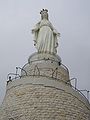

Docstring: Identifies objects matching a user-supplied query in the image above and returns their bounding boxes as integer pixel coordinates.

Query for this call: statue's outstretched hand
[32,27,39,33]
[53,29,60,37]
[33,40,37,46]
[56,33,60,37]
[32,29,36,33]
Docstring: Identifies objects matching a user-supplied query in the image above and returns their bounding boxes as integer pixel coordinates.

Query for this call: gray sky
[0,0,90,104]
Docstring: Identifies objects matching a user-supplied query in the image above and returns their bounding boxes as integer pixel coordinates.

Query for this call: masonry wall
[0,76,90,120]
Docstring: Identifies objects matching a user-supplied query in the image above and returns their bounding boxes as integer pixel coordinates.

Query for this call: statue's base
[28,52,61,64]
[21,52,70,84]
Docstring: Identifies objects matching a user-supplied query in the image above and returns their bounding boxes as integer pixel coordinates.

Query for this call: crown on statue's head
[40,9,48,14]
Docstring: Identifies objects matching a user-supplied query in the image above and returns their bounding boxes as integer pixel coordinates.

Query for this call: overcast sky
[0,0,90,104]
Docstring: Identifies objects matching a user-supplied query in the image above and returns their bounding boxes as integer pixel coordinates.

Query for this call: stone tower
[0,9,90,120]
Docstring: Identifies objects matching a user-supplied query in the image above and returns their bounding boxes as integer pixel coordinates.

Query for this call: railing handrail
[61,63,69,73]
[16,67,27,76]
[7,64,89,103]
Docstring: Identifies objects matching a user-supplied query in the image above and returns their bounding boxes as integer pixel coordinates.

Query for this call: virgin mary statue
[32,9,60,54]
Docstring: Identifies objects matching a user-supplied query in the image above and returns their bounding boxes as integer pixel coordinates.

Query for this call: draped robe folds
[32,19,59,54]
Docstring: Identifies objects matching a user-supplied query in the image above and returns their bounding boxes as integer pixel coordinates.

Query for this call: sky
[0,0,90,104]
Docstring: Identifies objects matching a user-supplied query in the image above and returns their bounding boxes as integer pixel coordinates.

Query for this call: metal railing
[79,89,90,101]
[66,78,90,102]
[16,67,27,76]
[7,65,90,102]
[66,78,77,89]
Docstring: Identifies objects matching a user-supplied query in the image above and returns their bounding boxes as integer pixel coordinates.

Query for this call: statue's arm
[32,22,40,33]
[53,29,60,37]
[32,22,40,46]
[49,21,60,36]
[51,25,60,48]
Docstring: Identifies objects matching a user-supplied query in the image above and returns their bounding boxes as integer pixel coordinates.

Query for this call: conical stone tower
[0,9,90,120]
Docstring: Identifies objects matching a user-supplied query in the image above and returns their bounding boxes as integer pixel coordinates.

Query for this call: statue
[32,9,60,54]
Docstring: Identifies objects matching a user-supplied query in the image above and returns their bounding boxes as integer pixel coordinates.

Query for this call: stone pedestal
[0,53,90,120]
[21,53,70,84]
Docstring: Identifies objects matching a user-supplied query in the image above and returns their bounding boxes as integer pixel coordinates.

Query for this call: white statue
[32,9,60,54]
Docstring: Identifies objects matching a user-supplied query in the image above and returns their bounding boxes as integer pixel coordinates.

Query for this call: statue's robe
[32,19,59,54]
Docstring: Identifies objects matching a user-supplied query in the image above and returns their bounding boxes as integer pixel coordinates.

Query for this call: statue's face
[41,12,48,19]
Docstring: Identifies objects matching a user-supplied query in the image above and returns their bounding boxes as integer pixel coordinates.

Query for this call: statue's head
[40,9,48,20]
